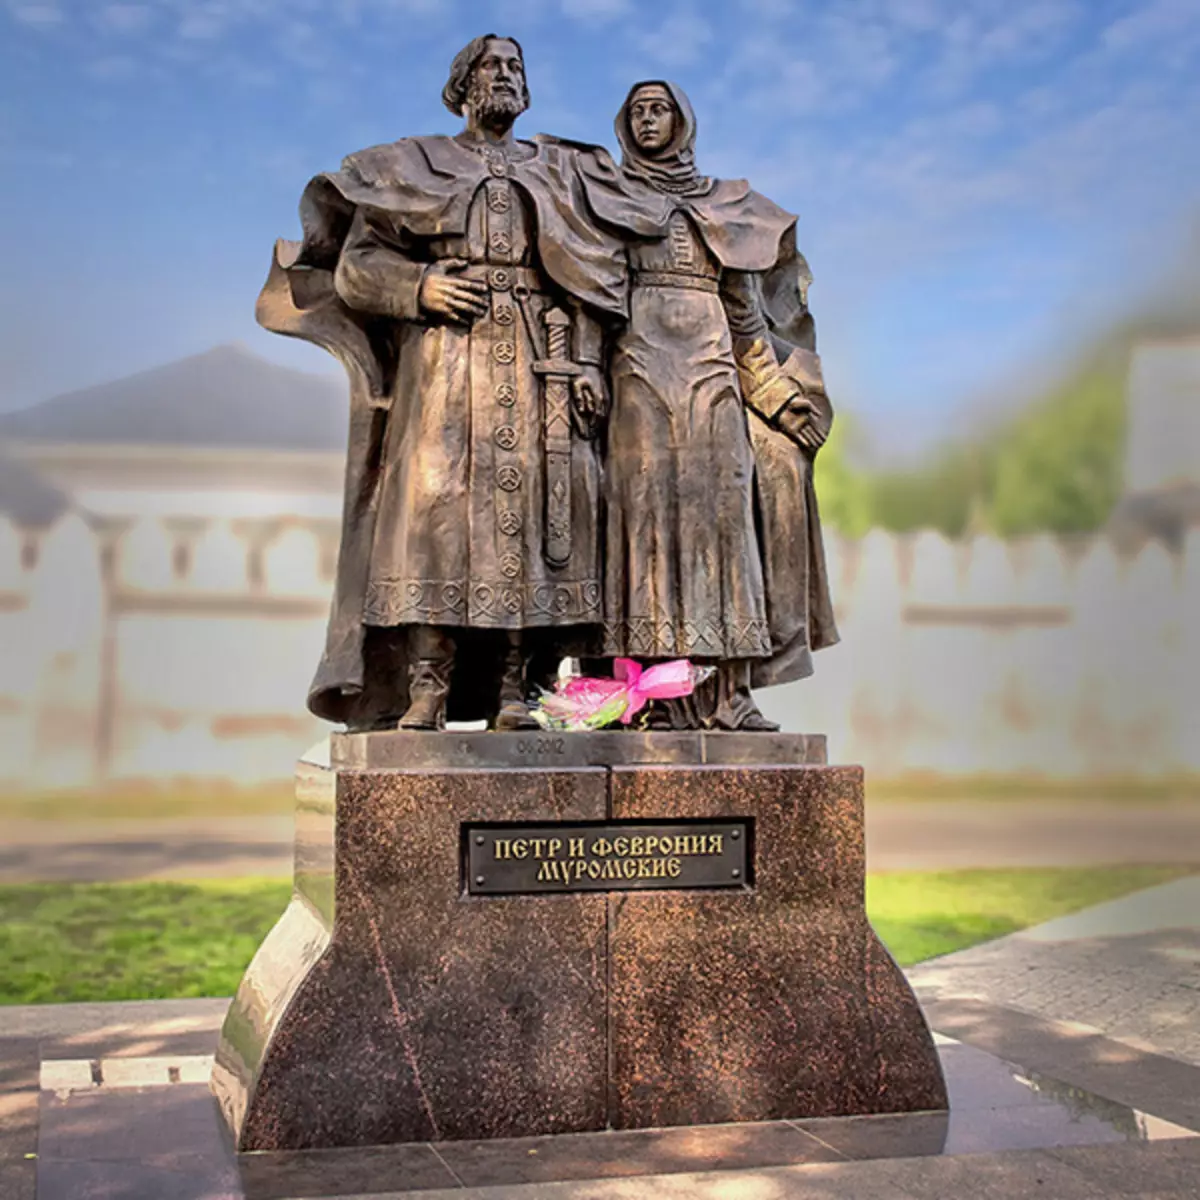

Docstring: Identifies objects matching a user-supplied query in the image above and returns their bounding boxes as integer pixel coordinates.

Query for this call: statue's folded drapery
[582,83,839,693]
[751,222,840,687]
[257,134,631,725]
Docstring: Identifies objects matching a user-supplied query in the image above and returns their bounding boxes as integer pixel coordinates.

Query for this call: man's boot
[397,625,454,731]
[494,631,540,731]
[708,660,780,732]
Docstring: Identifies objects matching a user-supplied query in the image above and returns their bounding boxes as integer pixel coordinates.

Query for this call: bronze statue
[257,44,836,734]
[581,81,839,729]
[256,35,631,732]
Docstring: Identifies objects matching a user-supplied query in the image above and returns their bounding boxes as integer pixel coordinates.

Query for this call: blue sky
[2,0,1198,456]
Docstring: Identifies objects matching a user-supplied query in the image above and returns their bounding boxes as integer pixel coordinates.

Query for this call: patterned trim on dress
[603,614,772,659]
[364,578,602,628]
[632,270,719,294]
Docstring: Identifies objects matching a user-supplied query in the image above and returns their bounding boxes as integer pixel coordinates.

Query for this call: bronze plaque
[464,819,752,895]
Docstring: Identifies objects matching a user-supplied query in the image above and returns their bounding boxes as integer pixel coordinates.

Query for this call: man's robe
[258,134,631,725]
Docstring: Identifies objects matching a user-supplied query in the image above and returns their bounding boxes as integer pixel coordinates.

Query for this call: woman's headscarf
[614,80,713,197]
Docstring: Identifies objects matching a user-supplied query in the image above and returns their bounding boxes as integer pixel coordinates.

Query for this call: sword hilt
[542,306,571,362]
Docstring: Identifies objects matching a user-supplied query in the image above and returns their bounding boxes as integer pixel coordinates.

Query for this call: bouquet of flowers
[531,657,714,731]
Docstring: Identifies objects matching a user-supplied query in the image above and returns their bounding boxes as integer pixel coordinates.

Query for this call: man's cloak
[257,133,631,725]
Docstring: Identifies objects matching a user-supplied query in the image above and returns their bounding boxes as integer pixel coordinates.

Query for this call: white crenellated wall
[0,513,331,787]
[759,526,1200,777]
[2,510,1200,786]
[0,515,108,787]
[0,518,35,784]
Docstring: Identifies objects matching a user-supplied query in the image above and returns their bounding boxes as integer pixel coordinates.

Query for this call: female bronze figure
[594,80,839,729]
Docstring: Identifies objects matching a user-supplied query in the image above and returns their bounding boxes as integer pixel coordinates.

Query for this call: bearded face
[466,38,528,131]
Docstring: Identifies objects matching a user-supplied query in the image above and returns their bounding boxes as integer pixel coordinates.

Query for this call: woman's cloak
[585,82,840,686]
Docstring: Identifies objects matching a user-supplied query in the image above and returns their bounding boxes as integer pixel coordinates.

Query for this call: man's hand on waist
[418,258,489,323]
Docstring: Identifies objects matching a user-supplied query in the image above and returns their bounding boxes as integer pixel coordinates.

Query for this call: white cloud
[86,53,139,79]
[1102,0,1200,51]
[635,5,713,69]
[7,1,63,27]
[374,0,450,15]
[96,3,152,33]
[886,0,944,34]
[975,0,1081,57]
[561,0,628,20]
[733,0,796,17]
[688,0,1200,311]
[178,10,226,40]
[921,0,1083,97]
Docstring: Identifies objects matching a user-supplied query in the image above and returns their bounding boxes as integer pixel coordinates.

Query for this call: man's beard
[467,75,527,130]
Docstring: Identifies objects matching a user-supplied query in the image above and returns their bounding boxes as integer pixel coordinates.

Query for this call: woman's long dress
[603,211,771,666]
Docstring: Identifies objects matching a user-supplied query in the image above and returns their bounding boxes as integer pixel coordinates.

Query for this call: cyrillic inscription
[465,820,751,894]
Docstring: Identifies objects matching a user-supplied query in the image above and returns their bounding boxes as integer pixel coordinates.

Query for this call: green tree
[854,343,1132,538]
[826,227,1199,537]
[868,442,994,537]
[984,350,1127,536]
[813,413,873,536]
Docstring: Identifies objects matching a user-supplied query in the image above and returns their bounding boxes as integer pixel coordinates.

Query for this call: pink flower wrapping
[532,658,714,731]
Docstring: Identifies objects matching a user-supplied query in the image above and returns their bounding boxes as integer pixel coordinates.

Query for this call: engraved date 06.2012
[515,737,565,756]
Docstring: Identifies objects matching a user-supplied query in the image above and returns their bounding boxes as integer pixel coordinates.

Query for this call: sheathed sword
[532,306,581,569]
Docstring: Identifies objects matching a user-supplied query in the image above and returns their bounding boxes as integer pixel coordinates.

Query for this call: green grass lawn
[866,865,1193,965]
[0,866,1192,1006]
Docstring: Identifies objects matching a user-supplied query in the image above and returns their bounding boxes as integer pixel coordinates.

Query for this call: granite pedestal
[212,733,946,1151]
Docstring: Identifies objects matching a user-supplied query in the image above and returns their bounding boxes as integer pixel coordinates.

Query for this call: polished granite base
[26,1038,1199,1199]
[213,735,945,1151]
[329,728,829,770]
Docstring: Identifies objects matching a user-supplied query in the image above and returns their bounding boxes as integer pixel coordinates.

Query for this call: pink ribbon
[611,657,698,724]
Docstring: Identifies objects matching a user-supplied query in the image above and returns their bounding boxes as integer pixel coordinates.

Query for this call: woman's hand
[776,394,827,450]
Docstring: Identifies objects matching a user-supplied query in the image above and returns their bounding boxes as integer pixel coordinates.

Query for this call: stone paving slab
[0,1037,40,1200]
[0,1159,36,1200]
[910,875,1200,1068]
[323,1140,1200,1199]
[1047,1139,1200,1197]
[919,997,1200,1134]
[0,997,228,1061]
[6,874,1200,1197]
[3,1014,1199,1199]
[0,1038,38,1174]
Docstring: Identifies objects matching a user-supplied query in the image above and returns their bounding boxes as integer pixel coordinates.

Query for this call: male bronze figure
[257,35,628,731]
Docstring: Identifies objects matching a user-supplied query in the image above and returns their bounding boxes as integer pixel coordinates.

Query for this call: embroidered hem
[364,577,602,628]
[603,615,772,660]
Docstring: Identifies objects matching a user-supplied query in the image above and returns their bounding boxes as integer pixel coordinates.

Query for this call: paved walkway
[909,873,1200,1069]
[4,876,1200,1197]
[364,1144,1200,1198]
[4,801,1200,882]
[866,799,1200,872]
[0,815,294,882]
